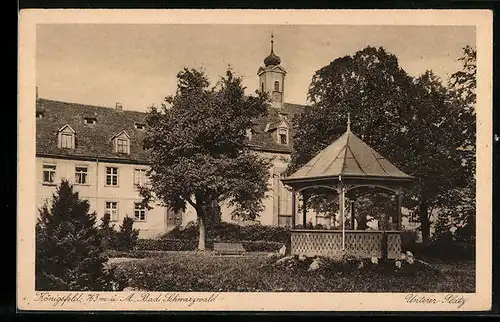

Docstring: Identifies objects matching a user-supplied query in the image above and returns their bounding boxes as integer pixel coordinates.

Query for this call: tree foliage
[289,46,475,243]
[36,180,118,291]
[143,68,271,250]
[98,212,116,249]
[115,216,139,252]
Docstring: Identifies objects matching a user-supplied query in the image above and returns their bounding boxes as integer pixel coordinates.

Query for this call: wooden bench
[213,242,246,256]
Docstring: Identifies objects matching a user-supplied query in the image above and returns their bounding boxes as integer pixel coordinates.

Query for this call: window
[278,128,288,145]
[105,201,119,221]
[106,167,118,186]
[57,124,75,149]
[75,166,88,184]
[279,134,287,145]
[134,122,145,130]
[60,133,74,149]
[134,168,147,187]
[134,202,146,221]
[117,138,129,154]
[112,131,131,154]
[274,81,280,92]
[261,82,265,93]
[42,164,56,184]
[84,117,97,125]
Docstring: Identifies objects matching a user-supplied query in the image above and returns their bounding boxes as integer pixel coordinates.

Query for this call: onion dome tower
[257,33,287,109]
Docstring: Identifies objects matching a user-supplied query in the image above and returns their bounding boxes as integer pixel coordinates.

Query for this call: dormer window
[57,124,75,149]
[112,130,130,154]
[274,81,280,92]
[84,117,97,125]
[134,122,146,130]
[117,138,129,153]
[278,128,289,145]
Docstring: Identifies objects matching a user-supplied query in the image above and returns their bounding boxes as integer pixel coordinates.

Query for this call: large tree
[143,68,271,250]
[36,180,117,291]
[289,46,471,243]
[444,45,477,244]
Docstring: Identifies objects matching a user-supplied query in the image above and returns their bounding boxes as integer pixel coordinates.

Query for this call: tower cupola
[258,33,287,109]
[264,34,281,66]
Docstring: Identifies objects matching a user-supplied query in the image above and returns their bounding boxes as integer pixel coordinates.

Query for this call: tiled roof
[248,103,306,153]
[36,99,150,163]
[286,128,413,181]
[36,99,307,162]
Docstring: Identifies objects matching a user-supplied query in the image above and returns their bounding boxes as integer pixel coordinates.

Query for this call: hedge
[162,222,290,243]
[402,240,475,261]
[135,238,284,252]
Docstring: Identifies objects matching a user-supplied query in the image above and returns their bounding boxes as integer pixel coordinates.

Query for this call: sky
[36,24,475,112]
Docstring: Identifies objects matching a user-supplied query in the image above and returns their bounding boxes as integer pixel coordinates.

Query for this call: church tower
[257,34,287,109]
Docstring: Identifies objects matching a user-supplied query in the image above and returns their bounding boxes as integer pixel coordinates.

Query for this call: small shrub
[401,230,418,250]
[404,239,475,261]
[99,212,117,249]
[115,217,139,252]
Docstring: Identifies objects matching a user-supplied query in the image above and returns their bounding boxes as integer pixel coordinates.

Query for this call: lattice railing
[291,230,401,259]
[386,232,401,259]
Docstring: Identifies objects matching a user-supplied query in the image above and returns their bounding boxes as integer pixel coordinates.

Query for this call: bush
[403,239,475,261]
[401,230,418,250]
[98,212,117,249]
[162,222,290,243]
[36,180,122,291]
[115,217,139,252]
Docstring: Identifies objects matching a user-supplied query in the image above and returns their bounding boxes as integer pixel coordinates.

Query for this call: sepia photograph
[18,10,492,311]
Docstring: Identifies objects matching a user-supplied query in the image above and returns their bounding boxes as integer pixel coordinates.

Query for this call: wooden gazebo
[281,117,414,259]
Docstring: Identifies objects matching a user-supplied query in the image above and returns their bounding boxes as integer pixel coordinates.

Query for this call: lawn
[110,251,475,293]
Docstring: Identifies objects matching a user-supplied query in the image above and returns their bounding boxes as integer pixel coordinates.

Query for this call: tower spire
[271,32,274,53]
[347,113,351,132]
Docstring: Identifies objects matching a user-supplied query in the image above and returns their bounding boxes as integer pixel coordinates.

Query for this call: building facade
[35,38,426,238]
[35,39,304,237]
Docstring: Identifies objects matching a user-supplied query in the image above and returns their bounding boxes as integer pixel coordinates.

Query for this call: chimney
[115,102,123,111]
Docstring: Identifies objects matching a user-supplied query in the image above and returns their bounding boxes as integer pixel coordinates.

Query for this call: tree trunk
[197,210,206,251]
[419,200,430,244]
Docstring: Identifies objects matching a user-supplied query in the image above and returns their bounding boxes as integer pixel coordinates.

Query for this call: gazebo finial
[347,113,351,132]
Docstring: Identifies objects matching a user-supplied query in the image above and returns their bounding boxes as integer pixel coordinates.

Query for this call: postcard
[18,9,492,311]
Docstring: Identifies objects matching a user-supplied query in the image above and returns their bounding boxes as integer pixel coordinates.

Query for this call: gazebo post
[291,189,296,229]
[396,191,403,230]
[338,185,346,251]
[350,199,355,230]
[302,191,307,228]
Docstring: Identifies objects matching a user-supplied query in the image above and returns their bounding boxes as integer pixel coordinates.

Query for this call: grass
[110,251,475,293]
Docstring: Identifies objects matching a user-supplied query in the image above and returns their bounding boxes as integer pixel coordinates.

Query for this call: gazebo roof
[282,127,413,189]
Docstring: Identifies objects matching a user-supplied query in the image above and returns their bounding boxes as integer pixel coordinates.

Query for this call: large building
[35,38,307,237]
[35,38,426,238]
